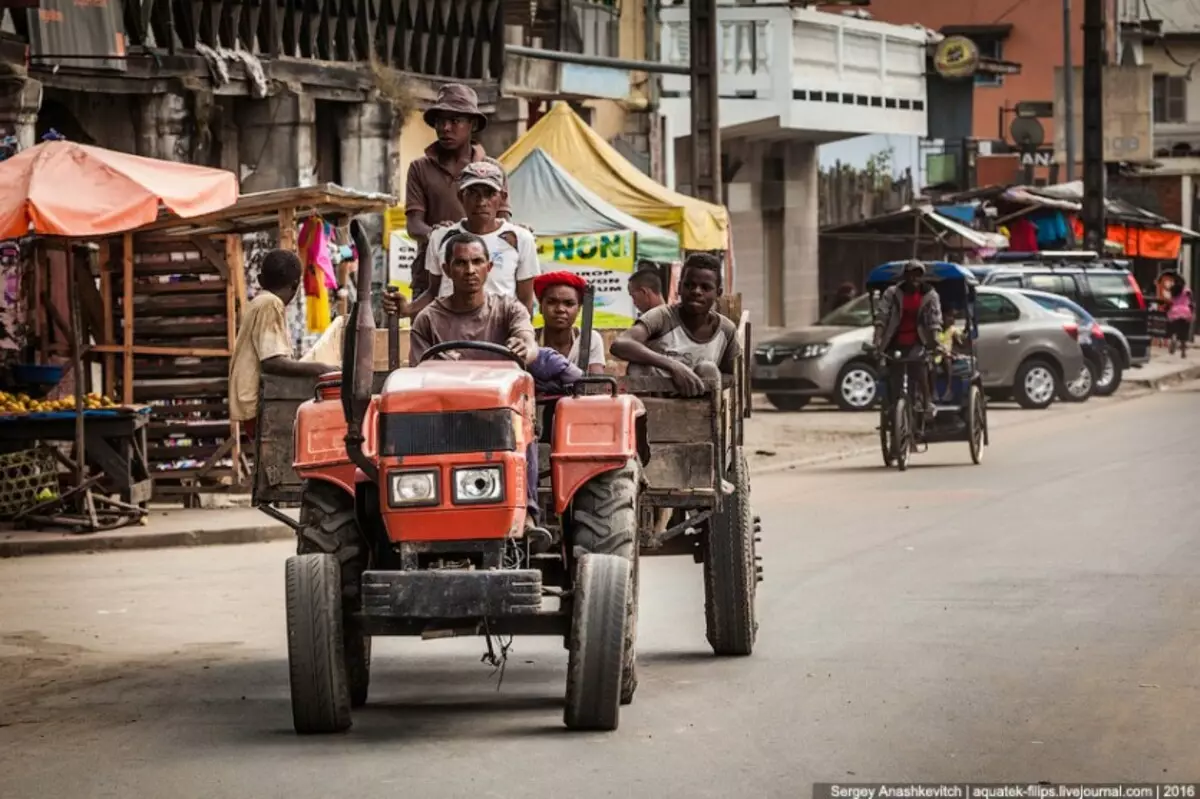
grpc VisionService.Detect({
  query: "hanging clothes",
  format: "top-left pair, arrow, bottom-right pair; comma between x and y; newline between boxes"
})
1008,217 -> 1039,252
1031,212 -> 1069,248
298,218 -> 333,333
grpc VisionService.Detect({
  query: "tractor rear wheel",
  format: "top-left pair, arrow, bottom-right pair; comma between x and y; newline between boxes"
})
564,553 -> 631,731
297,480 -> 371,707
703,446 -> 758,656
285,553 -> 352,734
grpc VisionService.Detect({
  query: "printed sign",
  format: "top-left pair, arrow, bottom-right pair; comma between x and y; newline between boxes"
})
387,229 -> 419,298
933,36 -> 980,79
534,230 -> 637,328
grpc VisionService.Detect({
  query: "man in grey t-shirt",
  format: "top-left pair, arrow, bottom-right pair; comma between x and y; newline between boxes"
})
611,253 -> 739,397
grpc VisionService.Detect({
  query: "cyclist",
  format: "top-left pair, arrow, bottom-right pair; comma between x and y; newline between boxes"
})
872,260 -> 943,418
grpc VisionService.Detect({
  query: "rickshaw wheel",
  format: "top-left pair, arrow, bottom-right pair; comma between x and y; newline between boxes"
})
893,396 -> 911,472
967,385 -> 985,465
879,406 -> 894,467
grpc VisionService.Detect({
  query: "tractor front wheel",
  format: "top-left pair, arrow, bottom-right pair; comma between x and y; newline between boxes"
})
564,553 -> 632,731
285,553 -> 352,734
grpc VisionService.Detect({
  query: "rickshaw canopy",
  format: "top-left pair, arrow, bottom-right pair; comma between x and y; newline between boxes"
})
865,260 -> 978,289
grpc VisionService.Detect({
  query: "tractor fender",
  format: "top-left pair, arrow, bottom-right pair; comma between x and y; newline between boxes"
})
294,465 -> 357,499
549,393 -> 644,515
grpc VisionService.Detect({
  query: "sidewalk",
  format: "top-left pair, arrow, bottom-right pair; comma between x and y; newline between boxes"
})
3,349 -> 1197,558
1123,348 -> 1200,389
0,506 -> 296,558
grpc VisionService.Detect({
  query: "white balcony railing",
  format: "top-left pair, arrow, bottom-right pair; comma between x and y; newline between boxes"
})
658,2 -> 929,141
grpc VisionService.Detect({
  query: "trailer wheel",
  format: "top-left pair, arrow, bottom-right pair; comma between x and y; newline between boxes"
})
285,553 -> 352,734
297,480 -> 371,707
704,446 -> 758,656
564,553 -> 631,731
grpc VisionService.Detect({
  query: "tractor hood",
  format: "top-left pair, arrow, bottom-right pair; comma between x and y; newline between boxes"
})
378,361 -> 534,415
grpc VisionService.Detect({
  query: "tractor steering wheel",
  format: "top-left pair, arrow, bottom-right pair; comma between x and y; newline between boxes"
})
417,340 -> 527,368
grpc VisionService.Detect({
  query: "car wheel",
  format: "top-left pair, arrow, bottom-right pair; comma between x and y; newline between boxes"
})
1092,346 -> 1123,397
766,393 -> 810,412
833,361 -> 880,412
1061,358 -> 1096,403
1014,358 -> 1059,410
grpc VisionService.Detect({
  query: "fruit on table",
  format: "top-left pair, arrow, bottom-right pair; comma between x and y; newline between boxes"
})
0,390 -> 118,414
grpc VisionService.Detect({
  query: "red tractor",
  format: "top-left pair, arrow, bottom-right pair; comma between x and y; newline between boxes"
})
253,223 -> 761,735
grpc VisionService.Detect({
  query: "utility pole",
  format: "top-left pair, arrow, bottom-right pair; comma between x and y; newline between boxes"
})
1082,0 -> 1106,251
689,0 -> 721,206
1063,0 -> 1076,181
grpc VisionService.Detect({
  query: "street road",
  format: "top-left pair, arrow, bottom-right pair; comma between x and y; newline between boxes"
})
2,383 -> 1198,798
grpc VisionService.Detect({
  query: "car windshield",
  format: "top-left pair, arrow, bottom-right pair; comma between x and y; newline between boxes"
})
818,293 -> 874,327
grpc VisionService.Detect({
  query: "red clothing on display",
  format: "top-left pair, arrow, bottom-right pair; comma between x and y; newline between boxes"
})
1009,217 -> 1038,252
894,289 -> 922,347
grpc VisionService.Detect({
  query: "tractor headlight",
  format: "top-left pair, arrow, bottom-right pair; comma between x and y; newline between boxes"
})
452,466 -> 504,505
388,470 -> 439,507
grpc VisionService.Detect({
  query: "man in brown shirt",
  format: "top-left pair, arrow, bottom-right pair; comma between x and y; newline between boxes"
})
405,83 -> 512,298
409,230 -> 546,541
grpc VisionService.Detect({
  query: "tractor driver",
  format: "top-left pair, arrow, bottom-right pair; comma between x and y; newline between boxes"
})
610,252 -> 740,398
407,230 -> 548,541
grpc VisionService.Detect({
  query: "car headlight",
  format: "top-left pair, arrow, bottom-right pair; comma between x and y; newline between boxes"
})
388,470 -> 438,507
452,466 -> 504,504
798,343 -> 831,359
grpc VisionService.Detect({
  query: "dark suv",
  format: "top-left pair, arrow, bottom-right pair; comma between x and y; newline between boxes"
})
968,252 -> 1151,369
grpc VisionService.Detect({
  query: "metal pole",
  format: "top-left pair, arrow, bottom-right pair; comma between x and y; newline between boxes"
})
1082,0 -> 1106,251
1063,0 -> 1076,181
689,0 -> 722,206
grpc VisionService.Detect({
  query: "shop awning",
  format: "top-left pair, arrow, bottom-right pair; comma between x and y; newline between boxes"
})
498,102 -> 728,251
506,148 -> 681,263
822,204 -> 1009,251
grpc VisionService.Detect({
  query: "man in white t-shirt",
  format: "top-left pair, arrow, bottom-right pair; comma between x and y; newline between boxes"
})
397,159 -> 539,320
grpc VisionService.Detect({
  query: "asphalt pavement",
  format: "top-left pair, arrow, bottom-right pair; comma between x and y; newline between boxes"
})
1,381 -> 1198,797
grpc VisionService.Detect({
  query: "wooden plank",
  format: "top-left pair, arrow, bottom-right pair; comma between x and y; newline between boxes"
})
133,359 -> 230,379
226,234 -> 246,319
134,318 -> 227,337
224,234 -> 237,360
617,374 -> 733,395
99,242 -> 115,397
92,344 -> 231,358
643,442 -> 714,491
133,294 -> 228,316
128,258 -> 219,276
640,397 -> 713,444
149,420 -> 231,439
130,279 -> 229,295
122,233 -> 134,405
134,378 -> 228,401
146,401 -> 230,418
278,207 -> 298,252
189,234 -> 231,280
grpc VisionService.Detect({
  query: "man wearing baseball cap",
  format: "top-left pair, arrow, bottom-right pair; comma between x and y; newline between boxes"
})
402,83 -> 514,301
399,158 -> 539,320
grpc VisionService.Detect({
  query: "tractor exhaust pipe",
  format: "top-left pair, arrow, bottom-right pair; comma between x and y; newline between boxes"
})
341,218 -> 378,484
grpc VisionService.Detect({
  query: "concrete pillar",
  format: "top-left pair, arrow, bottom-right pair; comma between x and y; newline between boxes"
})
136,92 -> 193,162
338,101 -> 402,287
476,97 -> 526,158
782,140 -> 820,327
237,92 -> 316,192
0,78 -> 43,151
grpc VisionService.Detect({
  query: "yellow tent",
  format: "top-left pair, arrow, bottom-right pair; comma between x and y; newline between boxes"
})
498,103 -> 729,252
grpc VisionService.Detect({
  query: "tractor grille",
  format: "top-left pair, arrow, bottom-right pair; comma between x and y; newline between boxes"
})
379,409 -> 516,457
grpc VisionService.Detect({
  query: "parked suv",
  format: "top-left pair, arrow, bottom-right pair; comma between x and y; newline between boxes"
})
969,251 -> 1151,373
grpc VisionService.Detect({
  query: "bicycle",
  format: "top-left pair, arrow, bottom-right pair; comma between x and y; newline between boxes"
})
864,344 -> 934,472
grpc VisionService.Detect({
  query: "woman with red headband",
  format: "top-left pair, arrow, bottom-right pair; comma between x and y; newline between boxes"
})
534,271 -> 607,375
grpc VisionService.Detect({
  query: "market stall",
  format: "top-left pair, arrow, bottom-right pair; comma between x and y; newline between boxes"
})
0,141 -> 237,530
115,184 -> 394,505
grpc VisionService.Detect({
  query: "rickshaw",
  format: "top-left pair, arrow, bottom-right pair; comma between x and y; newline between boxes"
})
864,260 -> 988,470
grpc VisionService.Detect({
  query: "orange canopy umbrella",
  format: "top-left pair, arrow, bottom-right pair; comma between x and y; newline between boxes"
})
0,140 -> 238,238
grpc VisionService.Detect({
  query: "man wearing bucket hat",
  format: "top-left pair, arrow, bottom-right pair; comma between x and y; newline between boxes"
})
401,83 -> 513,304
871,260 -> 943,418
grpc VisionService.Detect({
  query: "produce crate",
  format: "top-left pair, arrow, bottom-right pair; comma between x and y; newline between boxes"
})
0,447 -> 59,520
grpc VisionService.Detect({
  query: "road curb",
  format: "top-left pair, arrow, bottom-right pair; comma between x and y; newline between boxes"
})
0,521 -> 293,558
1125,364 -> 1200,390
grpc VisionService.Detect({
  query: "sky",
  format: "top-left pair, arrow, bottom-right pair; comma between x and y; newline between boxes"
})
818,133 -> 922,187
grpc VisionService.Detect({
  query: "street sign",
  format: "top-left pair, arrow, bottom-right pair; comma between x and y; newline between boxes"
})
1019,150 -> 1055,166
1016,101 -> 1054,118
